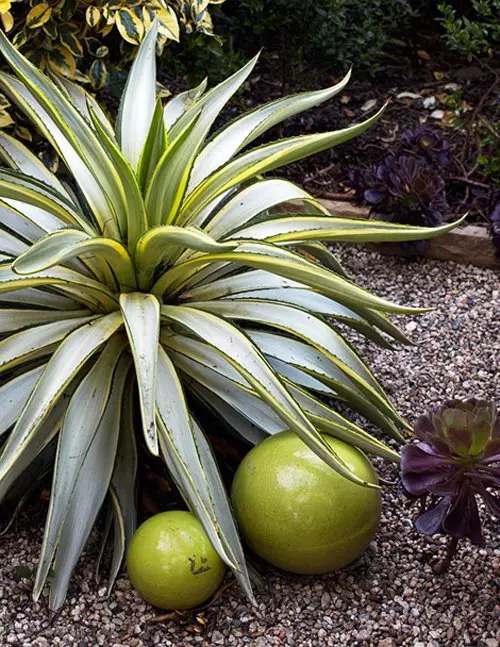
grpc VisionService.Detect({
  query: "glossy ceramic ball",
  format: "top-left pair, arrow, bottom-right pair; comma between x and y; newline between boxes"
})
231,432 -> 381,573
126,511 -> 225,609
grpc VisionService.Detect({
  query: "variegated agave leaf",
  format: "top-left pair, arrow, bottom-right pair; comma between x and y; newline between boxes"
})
0,25 -> 462,611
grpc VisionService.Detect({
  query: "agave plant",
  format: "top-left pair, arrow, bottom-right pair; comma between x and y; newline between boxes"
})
0,25 -> 460,611
401,399 -> 499,572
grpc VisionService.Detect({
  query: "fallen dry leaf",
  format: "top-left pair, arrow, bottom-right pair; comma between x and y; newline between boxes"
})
395,91 -> 422,100
361,98 -> 378,112
417,49 -> 432,61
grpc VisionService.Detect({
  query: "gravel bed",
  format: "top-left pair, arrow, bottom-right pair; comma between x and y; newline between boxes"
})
1,248 -> 499,647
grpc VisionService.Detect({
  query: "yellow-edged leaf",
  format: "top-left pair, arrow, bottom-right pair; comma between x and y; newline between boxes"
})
1,11 -> 14,32
43,19 -> 58,39
156,81 -> 171,98
198,12 -> 214,35
95,45 -> 108,58
103,5 -> 115,25
142,5 -> 153,30
99,23 -> 113,36
39,149 -> 59,174
116,7 -> 145,45
14,126 -> 32,141
85,36 -> 102,56
0,110 -> 14,128
47,46 -> 76,78
89,59 -> 107,90
25,49 -> 45,69
155,7 -> 180,41
26,3 -> 52,29
191,0 -> 210,19
72,69 -> 90,84
86,5 -> 101,28
12,30 -> 28,48
59,30 -> 84,57
155,32 -> 168,56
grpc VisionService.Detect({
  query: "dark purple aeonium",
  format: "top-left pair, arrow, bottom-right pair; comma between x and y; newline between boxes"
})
349,155 -> 448,254
402,125 -> 450,167
400,399 -> 500,572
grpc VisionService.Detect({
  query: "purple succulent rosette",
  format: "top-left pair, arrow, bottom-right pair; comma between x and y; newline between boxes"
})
402,125 -> 451,167
348,155 -> 449,254
346,124 -> 452,255
401,399 -> 500,546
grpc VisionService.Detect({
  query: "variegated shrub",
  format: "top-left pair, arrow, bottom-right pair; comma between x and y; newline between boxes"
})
0,0 -> 220,90
0,25 -> 460,610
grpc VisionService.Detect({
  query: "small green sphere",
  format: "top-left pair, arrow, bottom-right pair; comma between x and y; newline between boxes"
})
126,511 -> 225,609
231,432 -> 381,574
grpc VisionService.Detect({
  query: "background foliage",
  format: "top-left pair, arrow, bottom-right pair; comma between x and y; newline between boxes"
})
221,0 -> 416,73
160,0 -> 417,84
1,0 -> 498,95
159,0 -> 500,85
437,0 -> 500,59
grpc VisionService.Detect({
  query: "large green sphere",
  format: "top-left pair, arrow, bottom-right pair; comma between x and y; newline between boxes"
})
126,511 -> 225,609
231,432 -> 381,574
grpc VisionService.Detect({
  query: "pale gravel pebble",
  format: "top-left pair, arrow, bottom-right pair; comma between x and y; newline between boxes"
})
1,248 -> 499,646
